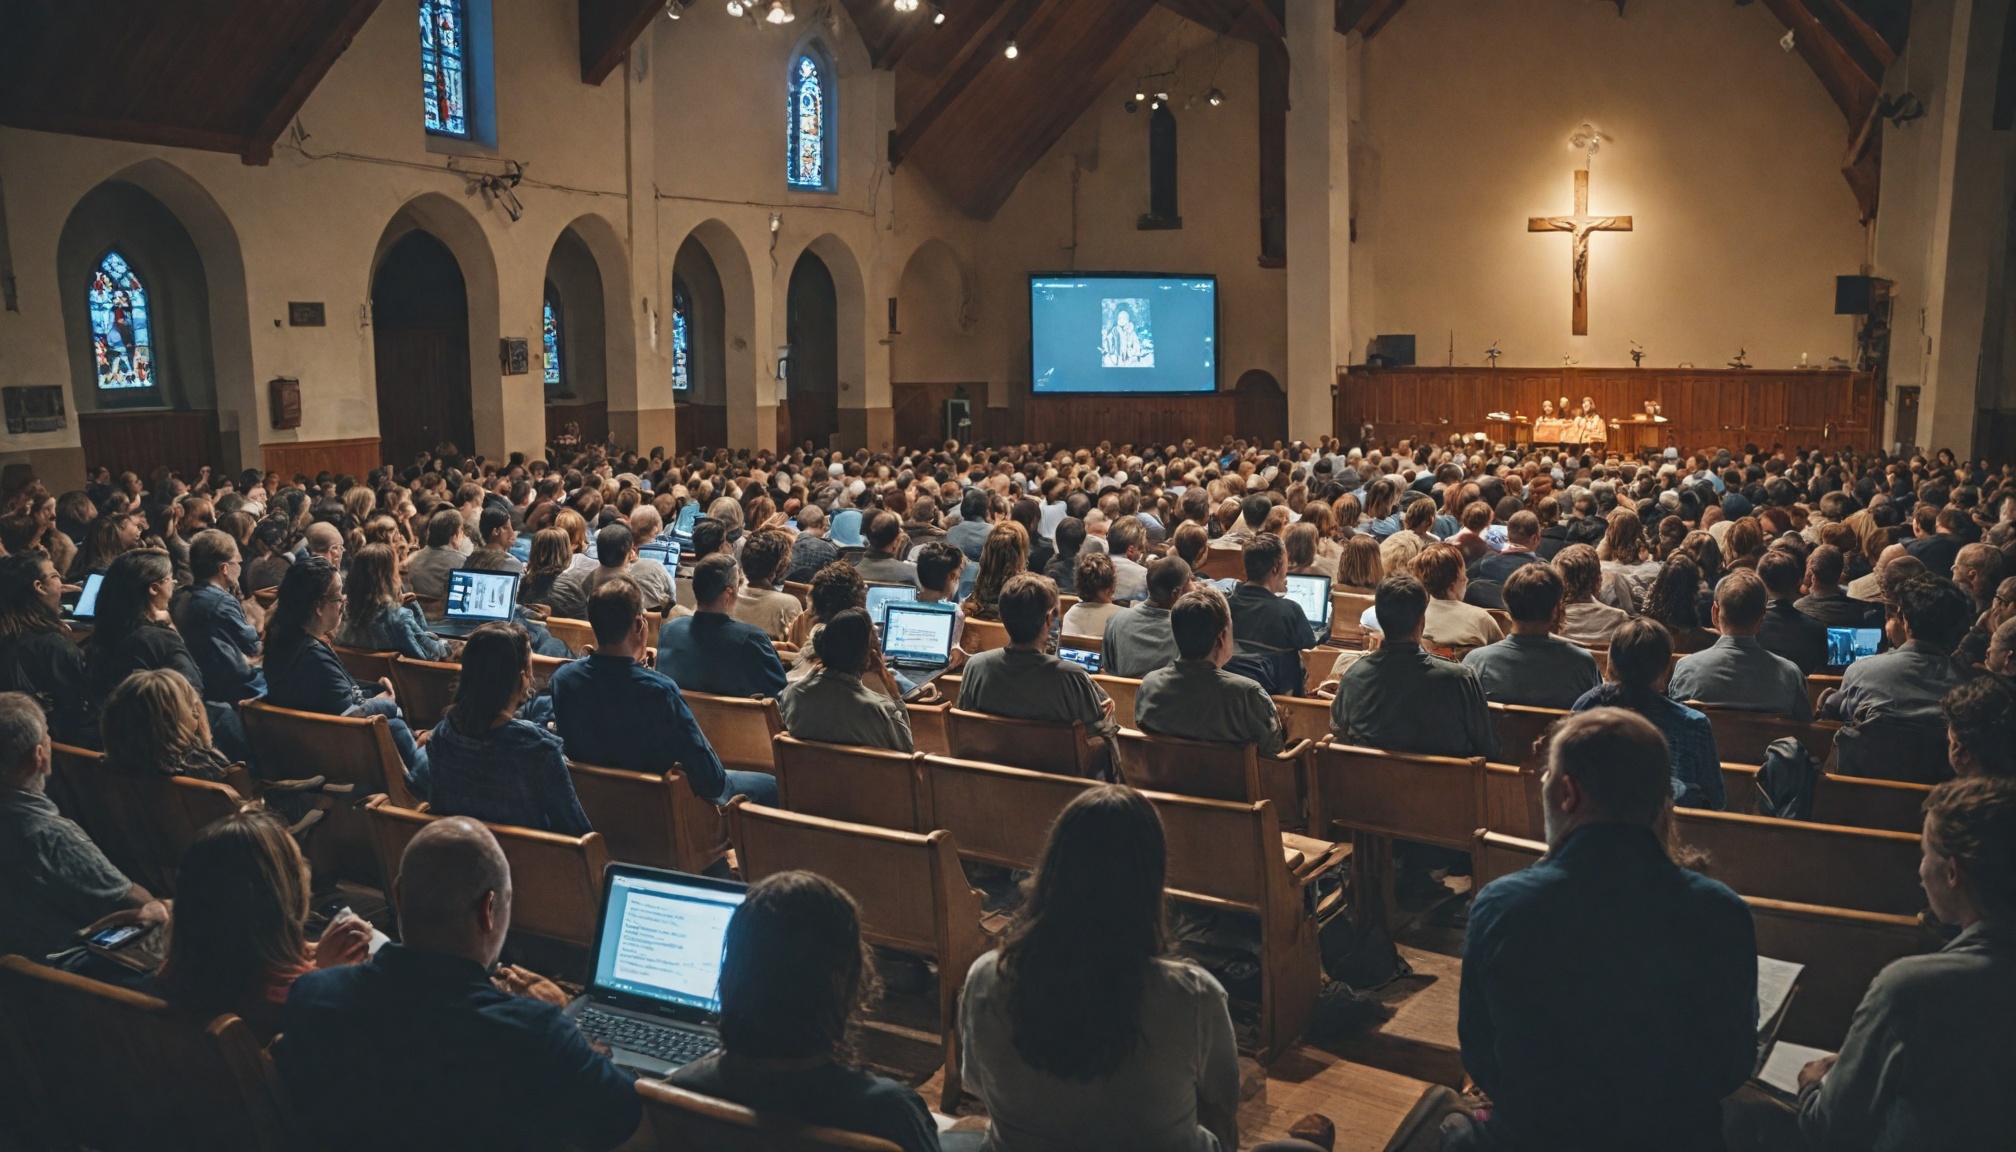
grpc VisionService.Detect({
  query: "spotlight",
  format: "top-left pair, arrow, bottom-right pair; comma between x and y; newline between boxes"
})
1207,87 -> 1225,107
665,0 -> 682,17
726,0 -> 744,13
1149,99 -> 1161,111
1154,90 -> 1168,102
1003,39 -> 1018,59
1134,89 -> 1146,102
894,0 -> 918,11
933,9 -> 944,23
764,0 -> 795,22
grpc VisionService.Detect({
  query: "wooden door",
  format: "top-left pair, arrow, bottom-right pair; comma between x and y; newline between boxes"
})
373,326 -> 471,468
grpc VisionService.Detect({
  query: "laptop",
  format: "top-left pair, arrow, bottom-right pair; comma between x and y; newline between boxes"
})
638,539 -> 681,570
1283,573 -> 1333,631
507,535 -> 532,564
672,503 -> 701,544
1057,645 -> 1102,674
864,583 -> 919,625
65,572 -> 106,623
1827,627 -> 1882,667
881,601 -> 958,679
564,865 -> 745,1075
444,569 -> 520,624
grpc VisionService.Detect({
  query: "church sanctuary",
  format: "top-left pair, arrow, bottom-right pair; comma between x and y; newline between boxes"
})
7,0 -> 2016,1150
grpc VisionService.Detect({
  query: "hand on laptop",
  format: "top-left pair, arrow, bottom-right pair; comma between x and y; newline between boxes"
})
494,964 -> 567,1007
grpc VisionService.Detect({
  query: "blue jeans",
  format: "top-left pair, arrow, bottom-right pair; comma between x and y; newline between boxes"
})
349,695 -> 430,796
716,769 -> 778,808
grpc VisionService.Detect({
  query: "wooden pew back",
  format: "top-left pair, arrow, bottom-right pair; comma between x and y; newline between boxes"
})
682,690 -> 785,772
1090,673 -> 1142,731
240,698 -> 416,808
332,645 -> 398,685
1488,703 -> 1568,769
47,745 -> 246,896
634,1081 -> 901,1151
917,755 -> 1089,869
1695,706 -> 1840,767
1312,744 -> 1488,849
1116,728 -> 1265,806
364,797 -> 608,948
960,618 -> 1011,653
566,760 -> 729,874
945,708 -> 1092,777
1810,773 -> 1931,834
772,735 -> 924,832
1674,808 -> 1925,917
389,655 -> 459,730
1274,694 -> 1333,747
543,616 -> 597,655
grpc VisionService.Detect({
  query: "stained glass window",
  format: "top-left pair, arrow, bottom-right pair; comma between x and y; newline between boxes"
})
786,51 -> 833,191
421,0 -> 469,137
89,252 -> 154,391
671,277 -> 692,392
542,283 -> 564,390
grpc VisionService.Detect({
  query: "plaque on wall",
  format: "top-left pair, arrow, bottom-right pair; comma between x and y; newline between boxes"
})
269,377 -> 302,430
501,337 -> 530,376
2,386 -> 66,434
287,302 -> 326,327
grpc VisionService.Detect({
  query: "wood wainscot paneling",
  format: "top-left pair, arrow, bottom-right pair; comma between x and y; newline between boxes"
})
1026,393 -> 1239,448
262,437 -> 383,481
892,383 -> 992,449
79,410 -> 222,480
673,404 -> 727,456
1335,368 -> 1880,457
546,401 -> 609,450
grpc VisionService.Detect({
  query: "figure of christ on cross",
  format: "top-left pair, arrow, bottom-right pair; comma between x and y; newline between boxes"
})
1529,168 -> 1632,335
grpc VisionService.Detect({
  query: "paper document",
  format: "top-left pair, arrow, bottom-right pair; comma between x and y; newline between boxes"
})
1757,955 -> 1804,1034
1757,1041 -> 1833,1098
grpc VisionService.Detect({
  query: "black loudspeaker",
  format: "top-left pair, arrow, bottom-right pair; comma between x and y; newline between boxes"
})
1835,275 -> 1877,315
1367,334 -> 1416,367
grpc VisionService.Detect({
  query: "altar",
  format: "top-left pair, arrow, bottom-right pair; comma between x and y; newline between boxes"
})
1335,367 -> 1879,456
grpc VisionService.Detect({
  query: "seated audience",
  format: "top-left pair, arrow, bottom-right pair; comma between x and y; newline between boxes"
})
1134,590 -> 1284,755
1756,547 -> 1830,674
1335,534 -> 1384,595
518,528 -> 574,610
422,621 -> 586,834
1060,552 -> 1123,638
1667,568 -> 1813,719
85,548 -> 204,703
1989,615 -> 2016,678
1554,545 -> 1630,646
1103,557 -> 1188,679
101,670 -> 236,782
962,522 -> 1029,622
617,506 -> 675,611
658,554 -> 790,699
1641,554 -> 1717,655
1798,544 -> 1879,630
1471,510 -> 1544,585
263,559 -> 426,780
734,528 -> 803,641
274,817 -> 640,1152
1230,534 -> 1322,657
336,543 -> 453,661
0,553 -> 94,747
1821,573 -> 1977,723
947,488 -> 995,559
959,574 -> 1116,750
1573,619 -> 1724,809
1942,676 -> 2016,778
1413,543 -> 1502,655
1462,564 -> 1602,710
1454,708 -> 1756,1152
668,871 -> 948,1152
0,691 -> 165,967
913,541 -> 968,642
157,808 -> 371,1041
461,505 -> 524,576
784,504 -> 840,584
1107,515 -> 1151,601
178,529 -> 265,705
1329,574 -> 1498,760
406,509 -> 468,605
1795,774 -> 2015,1149
779,609 -> 915,753
1041,517 -> 1085,595
853,511 -> 917,585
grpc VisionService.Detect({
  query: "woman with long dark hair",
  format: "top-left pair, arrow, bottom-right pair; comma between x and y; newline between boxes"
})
335,544 -> 453,661
960,521 -> 1028,623
1571,618 -> 1724,810
960,785 -> 1241,1151
262,558 -> 426,782
422,620 -> 586,834
1642,554 -> 1716,655
84,548 -> 204,702
0,552 -> 95,745
666,871 -> 948,1152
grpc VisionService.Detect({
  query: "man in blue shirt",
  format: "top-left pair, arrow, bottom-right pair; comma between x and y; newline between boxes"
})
274,816 -> 641,1152
945,488 -> 995,560
1667,568 -> 1813,719
1461,563 -> 1601,710
1453,707 -> 1757,1152
658,554 -> 790,699
552,578 -> 776,807
178,530 -> 264,704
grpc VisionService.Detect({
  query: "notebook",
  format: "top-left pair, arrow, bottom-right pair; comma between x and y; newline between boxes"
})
881,601 -> 958,676
444,569 -> 519,623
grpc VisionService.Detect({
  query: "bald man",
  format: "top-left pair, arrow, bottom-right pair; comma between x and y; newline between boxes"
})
274,818 -> 640,1151
301,521 -> 345,570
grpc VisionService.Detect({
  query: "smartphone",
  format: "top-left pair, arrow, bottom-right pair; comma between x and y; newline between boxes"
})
87,923 -> 149,950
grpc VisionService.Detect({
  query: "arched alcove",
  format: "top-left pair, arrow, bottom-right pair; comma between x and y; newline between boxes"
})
785,249 -> 838,451
1234,368 -> 1287,446
371,230 -> 471,468
543,225 -> 607,445
892,238 -> 982,448
677,218 -> 759,452
368,192 -> 502,463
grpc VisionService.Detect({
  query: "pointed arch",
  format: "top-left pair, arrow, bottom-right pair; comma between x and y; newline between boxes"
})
675,219 -> 761,451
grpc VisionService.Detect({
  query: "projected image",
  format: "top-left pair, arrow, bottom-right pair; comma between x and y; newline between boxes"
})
1100,299 -> 1154,368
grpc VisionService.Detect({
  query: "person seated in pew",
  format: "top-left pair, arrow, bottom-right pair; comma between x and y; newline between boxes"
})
1795,774 -> 2016,1150
784,504 -> 842,585
1553,544 -> 1631,646
1228,535 -> 1322,696
335,543 -> 455,662
84,548 -> 207,708
460,503 -> 525,577
1470,510 -> 1544,585
615,505 -> 676,612
1796,542 -> 1880,630
1103,556 -> 1188,680
658,554 -> 790,700
962,522 -> 1030,623
263,559 -> 427,785
1107,515 -> 1152,602
1413,543 -> 1503,656
673,515 -> 735,613
101,670 -> 237,783
1820,574 -> 1977,724
852,511 -> 918,586
1756,546 -> 1830,675
733,527 -> 803,642
0,552 -> 96,748
404,508 -> 468,607
1943,676 -> 2016,779
177,529 -> 266,706
1461,563 -> 1602,711
1573,619 -> 1724,809
550,578 -> 774,807
1060,551 -> 1124,638
274,816 -> 641,1152
1667,568 -> 1813,720
959,573 -> 1117,766
1988,615 -> 2016,680
1328,574 -> 1498,760
1133,590 -> 1284,756
668,871 -> 958,1152
420,621 -> 589,835
1451,707 -> 1757,1152
0,691 -> 167,969
913,541 -> 968,642
154,808 -> 371,1042
778,609 -> 915,753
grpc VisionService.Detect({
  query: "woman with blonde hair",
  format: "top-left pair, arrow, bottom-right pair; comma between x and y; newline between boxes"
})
1331,492 -> 1363,537
1299,501 -> 1344,569
961,521 -> 1029,623
101,668 -> 236,783
553,508 -> 594,574
1335,535 -> 1384,595
1284,523 -> 1333,578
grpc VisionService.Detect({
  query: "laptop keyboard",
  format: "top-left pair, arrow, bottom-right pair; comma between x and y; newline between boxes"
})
575,1006 -> 718,1067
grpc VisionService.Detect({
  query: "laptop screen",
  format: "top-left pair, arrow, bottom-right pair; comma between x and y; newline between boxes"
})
672,504 -> 701,541
70,572 -> 106,620
445,570 -> 520,622
864,583 -> 918,625
590,867 -> 745,1014
882,602 -> 957,666
1827,627 -> 1882,666
1058,646 -> 1102,674
507,536 -> 532,563
638,540 -> 680,570
1283,574 -> 1332,627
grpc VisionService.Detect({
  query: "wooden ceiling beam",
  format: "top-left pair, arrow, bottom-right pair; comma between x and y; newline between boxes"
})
1338,0 -> 1408,39
1759,0 -> 1880,127
1825,0 -> 1898,72
889,0 -> 1050,166
244,0 -> 384,162
580,0 -> 668,85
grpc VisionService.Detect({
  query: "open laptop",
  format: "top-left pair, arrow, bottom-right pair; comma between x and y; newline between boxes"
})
444,569 -> 519,624
564,865 -> 745,1075
507,535 -> 532,564
64,572 -> 106,623
1827,627 -> 1882,667
1057,645 -> 1102,674
671,503 -> 701,545
1283,573 -> 1333,632
864,582 -> 919,625
881,601 -> 958,680
638,539 -> 681,570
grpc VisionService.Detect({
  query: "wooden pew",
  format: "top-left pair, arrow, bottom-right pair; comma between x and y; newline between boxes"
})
333,644 -> 398,685
389,655 -> 459,730
1331,590 -> 1376,643
782,580 -> 813,608
530,652 -> 572,692
1303,646 -> 1344,690
1806,673 -> 1842,711
544,616 -> 596,655
1694,706 -> 1841,767
1274,694 -> 1334,747
44,746 -> 250,896
945,707 -> 1095,777
1673,808 -> 1925,917
904,699 -> 951,757
364,796 -> 608,949
726,799 -> 986,1109
1482,763 -> 1542,841
1487,703 -> 1568,769
1199,547 -> 1247,581
0,955 -> 300,1151
1060,632 -> 1103,654
960,618 -> 1010,653
633,1081 -> 901,1151
566,760 -> 730,874
1090,673 -> 1141,731
1718,764 -> 1931,832
682,690 -> 786,773
772,734 -> 925,832
240,698 -> 417,884
1311,744 -> 1488,931
1115,727 -> 1311,829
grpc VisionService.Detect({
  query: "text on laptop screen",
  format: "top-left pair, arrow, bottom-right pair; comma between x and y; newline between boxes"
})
71,572 -> 105,619
1283,574 -> 1332,626
882,603 -> 957,665
1827,627 -> 1882,666
592,872 -> 743,1012
446,570 -> 519,621
864,584 -> 919,624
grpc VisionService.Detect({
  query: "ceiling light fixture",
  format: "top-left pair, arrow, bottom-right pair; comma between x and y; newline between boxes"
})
933,9 -> 945,23
894,0 -> 919,11
1154,90 -> 1168,102
1207,87 -> 1224,106
1003,39 -> 1019,59
726,0 -> 744,14
765,0 -> 795,23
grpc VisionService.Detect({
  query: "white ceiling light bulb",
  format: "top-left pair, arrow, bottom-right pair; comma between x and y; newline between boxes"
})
894,0 -> 919,11
1207,87 -> 1225,107
933,9 -> 945,23
1003,39 -> 1019,59
726,0 -> 744,14
765,0 -> 795,23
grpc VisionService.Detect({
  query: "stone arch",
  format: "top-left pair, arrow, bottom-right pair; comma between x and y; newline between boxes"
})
368,192 -> 503,461
677,218 -> 761,450
541,213 -> 637,448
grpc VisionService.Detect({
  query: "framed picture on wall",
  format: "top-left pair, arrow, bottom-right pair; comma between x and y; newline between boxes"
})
500,337 -> 530,376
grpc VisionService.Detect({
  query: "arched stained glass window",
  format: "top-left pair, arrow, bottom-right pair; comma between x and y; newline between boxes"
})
671,277 -> 692,392
542,282 -> 564,390
421,0 -> 470,137
786,50 -> 834,191
89,251 -> 154,391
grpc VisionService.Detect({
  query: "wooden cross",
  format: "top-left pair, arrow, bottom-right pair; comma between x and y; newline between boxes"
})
1528,168 -> 1632,335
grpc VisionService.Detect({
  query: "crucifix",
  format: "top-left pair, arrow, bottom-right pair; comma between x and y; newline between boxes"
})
1528,169 -> 1632,335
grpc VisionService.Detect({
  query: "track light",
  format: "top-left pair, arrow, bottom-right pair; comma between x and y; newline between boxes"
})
726,0 -> 744,14
933,9 -> 944,23
1154,90 -> 1168,102
764,0 -> 794,22
1134,88 -> 1146,102
1003,39 -> 1018,59
893,0 -> 918,11
1207,87 -> 1224,107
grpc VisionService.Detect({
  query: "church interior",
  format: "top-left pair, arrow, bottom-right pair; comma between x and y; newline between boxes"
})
2,1 -> 2015,1150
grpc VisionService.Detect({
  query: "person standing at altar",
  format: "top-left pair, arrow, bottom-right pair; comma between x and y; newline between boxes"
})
1571,397 -> 1605,446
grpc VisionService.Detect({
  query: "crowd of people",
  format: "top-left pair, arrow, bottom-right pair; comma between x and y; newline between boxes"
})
1,430 -> 2013,1151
